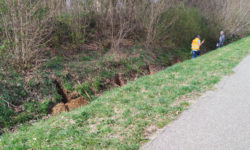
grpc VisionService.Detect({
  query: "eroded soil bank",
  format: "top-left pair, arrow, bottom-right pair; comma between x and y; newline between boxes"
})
51,79 -> 89,115
0,47 -> 183,133
50,62 -> 172,115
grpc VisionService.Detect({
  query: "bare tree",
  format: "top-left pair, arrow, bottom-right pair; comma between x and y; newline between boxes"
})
0,0 -> 61,66
220,0 -> 250,35
189,0 -> 250,36
95,0 -> 177,51
136,0 -> 176,48
107,0 -> 137,51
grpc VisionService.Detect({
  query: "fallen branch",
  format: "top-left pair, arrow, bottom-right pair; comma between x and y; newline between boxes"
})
0,99 -> 18,108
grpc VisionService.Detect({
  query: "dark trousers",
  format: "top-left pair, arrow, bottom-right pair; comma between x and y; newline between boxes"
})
192,50 -> 200,59
217,42 -> 224,48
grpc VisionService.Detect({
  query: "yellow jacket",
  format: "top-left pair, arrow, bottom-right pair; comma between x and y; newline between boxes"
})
192,38 -> 200,51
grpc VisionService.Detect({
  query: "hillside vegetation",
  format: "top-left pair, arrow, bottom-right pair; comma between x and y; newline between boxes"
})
1,37 -> 250,149
0,0 -> 249,137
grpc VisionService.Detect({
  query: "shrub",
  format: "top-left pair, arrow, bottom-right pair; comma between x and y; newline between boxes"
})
50,11 -> 89,48
43,56 -> 64,70
189,0 -> 250,38
155,5 -> 219,54
76,82 -> 93,100
0,0 -> 60,66
40,99 -> 54,115
15,113 -> 32,124
23,101 -> 39,113
0,72 -> 27,106
63,81 -> 74,92
0,101 -> 15,130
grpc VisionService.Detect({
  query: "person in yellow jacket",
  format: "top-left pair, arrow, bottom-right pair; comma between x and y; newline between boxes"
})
191,35 -> 205,59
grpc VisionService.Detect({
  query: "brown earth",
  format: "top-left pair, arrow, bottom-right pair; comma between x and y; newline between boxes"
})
51,79 -> 89,115
65,97 -> 88,111
51,96 -> 88,115
52,103 -> 68,115
51,63 -> 162,116
114,73 -> 124,86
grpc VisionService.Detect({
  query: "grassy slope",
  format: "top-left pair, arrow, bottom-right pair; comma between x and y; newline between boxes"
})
0,47 -> 163,131
1,37 -> 250,149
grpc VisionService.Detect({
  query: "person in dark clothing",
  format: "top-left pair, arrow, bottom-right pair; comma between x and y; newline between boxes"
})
217,31 -> 225,48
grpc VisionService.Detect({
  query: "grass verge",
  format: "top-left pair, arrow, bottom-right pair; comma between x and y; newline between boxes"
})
1,37 -> 250,149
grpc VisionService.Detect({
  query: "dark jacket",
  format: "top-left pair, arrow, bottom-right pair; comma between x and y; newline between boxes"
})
219,34 -> 225,46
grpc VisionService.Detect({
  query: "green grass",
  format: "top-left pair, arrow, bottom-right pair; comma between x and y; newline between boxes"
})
1,37 -> 250,149
0,45 -> 159,131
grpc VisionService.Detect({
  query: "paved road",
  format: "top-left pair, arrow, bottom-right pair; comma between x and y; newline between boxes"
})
142,55 -> 250,150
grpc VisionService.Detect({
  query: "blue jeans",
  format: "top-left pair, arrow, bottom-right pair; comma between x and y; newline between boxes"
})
192,50 -> 200,59
217,42 -> 224,48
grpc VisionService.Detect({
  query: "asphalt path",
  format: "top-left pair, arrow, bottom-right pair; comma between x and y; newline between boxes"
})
142,55 -> 250,150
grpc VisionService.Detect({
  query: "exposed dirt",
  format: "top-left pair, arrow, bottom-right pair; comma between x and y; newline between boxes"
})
52,103 -> 68,115
51,62 -> 164,115
65,97 -> 88,111
51,79 -> 88,115
146,64 -> 155,75
114,73 -> 124,86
